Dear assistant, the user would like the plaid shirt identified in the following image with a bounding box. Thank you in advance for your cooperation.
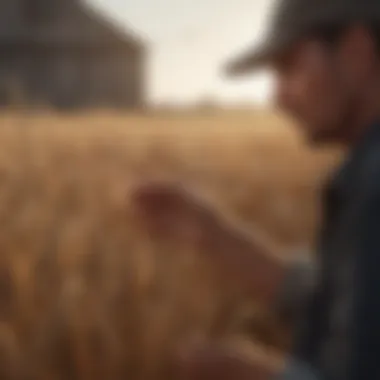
[278,121,380,380]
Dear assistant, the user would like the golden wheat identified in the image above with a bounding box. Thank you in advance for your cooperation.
[0,111,339,380]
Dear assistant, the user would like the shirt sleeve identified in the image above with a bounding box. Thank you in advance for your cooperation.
[274,253,317,326]
[349,188,380,380]
[276,358,322,380]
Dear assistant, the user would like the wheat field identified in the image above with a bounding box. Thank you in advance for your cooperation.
[0,110,339,380]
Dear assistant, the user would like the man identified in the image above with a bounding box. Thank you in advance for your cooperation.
[132,0,380,378]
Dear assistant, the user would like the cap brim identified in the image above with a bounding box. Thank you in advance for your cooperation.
[224,32,296,78]
[224,43,274,78]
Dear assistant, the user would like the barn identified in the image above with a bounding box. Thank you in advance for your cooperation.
[0,0,146,109]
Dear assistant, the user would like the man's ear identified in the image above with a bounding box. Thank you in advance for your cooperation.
[337,25,377,83]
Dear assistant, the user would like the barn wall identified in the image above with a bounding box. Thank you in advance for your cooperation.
[22,50,57,106]
[99,48,145,108]
[0,49,33,105]
[0,0,25,37]
[114,49,145,108]
[101,51,138,108]
[0,1,146,109]
[79,47,145,109]
[0,46,145,109]
[0,0,77,36]
[129,48,146,108]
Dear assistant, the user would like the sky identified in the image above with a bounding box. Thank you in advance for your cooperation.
[88,0,276,105]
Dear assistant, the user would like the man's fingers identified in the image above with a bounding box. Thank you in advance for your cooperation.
[129,182,218,246]
[175,344,258,380]
[131,182,187,213]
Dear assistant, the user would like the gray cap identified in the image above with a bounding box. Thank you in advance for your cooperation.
[225,0,380,77]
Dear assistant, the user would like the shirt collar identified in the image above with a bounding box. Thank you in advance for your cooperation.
[327,121,380,201]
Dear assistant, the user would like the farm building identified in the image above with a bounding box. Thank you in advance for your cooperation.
[0,0,146,109]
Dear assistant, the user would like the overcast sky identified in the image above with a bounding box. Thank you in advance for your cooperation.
[89,0,275,105]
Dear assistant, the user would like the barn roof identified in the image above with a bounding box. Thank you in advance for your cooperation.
[67,2,147,49]
[0,1,147,51]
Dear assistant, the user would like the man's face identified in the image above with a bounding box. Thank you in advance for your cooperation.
[272,26,377,145]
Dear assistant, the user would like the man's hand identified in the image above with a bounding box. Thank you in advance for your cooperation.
[130,181,287,306]
[175,339,284,380]
[131,181,221,247]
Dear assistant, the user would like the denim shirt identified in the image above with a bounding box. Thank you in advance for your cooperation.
[279,122,380,380]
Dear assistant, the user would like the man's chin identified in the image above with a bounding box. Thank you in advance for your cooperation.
[303,130,336,147]
[291,117,340,146]
[306,133,327,146]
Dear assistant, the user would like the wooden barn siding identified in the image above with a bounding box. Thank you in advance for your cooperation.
[0,45,144,108]
[0,0,24,37]
[0,0,146,109]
